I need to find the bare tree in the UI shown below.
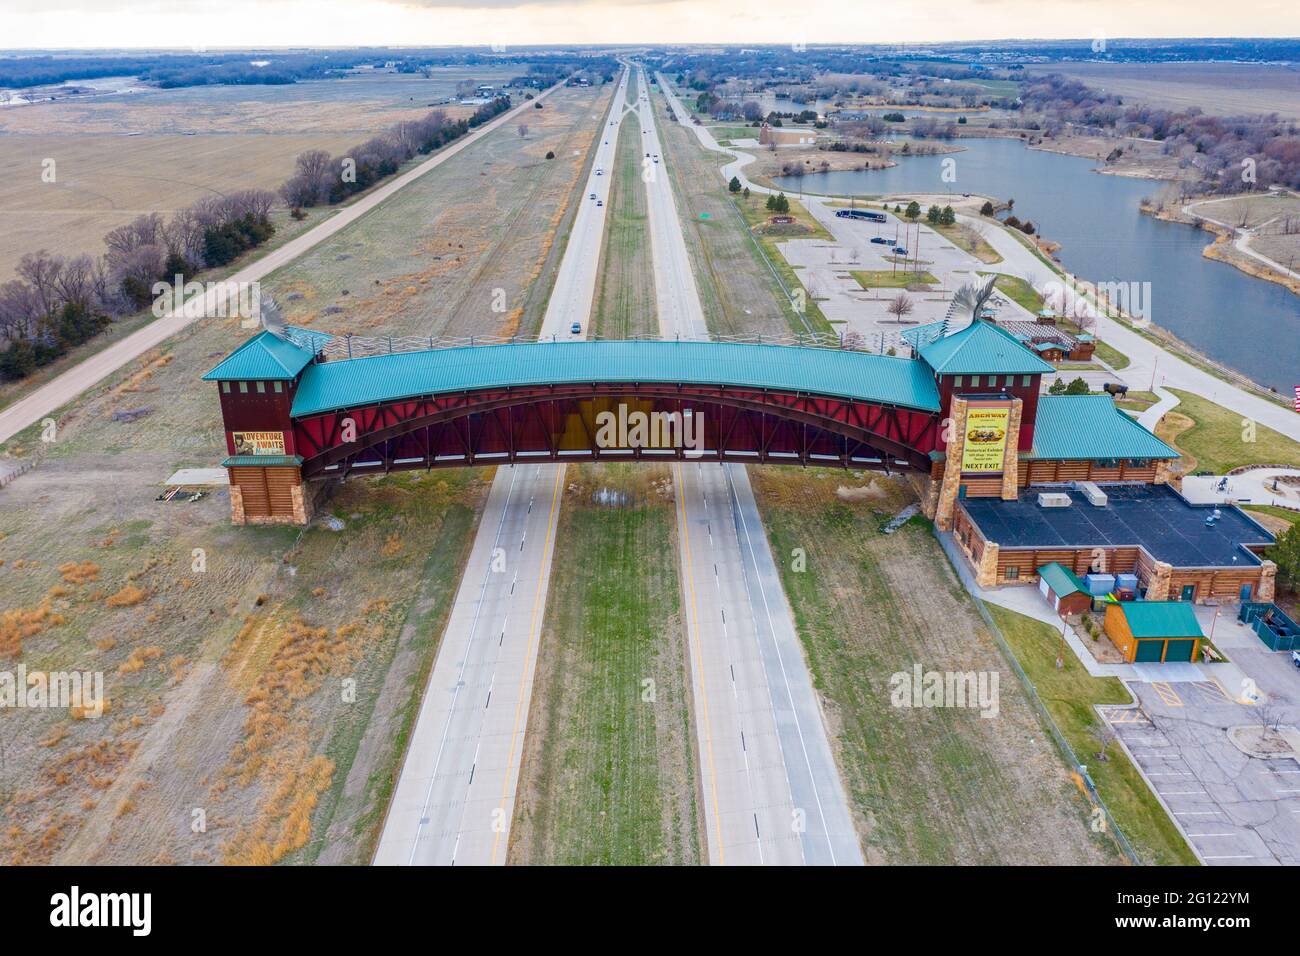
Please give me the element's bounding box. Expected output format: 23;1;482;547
16;250;64;318
886;292;914;323
1256;703;1284;743
1092;722;1118;761
103;213;164;260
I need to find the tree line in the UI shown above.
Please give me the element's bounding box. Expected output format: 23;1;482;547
279;96;512;211
0;190;277;381
1021;74;1300;192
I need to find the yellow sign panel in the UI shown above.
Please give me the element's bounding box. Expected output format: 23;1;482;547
232;431;286;456
961;406;1009;473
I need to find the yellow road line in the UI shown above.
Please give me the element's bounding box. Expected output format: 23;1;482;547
490;463;565;865
1152;681;1183;707
674;462;725;865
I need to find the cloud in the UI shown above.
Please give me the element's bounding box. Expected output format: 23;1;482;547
388;0;681;7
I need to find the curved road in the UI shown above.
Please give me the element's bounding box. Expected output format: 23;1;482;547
656;72;1300;445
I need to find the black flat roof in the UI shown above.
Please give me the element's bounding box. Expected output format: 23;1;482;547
961;483;1275;568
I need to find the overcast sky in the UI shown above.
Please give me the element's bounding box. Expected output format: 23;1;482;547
3;0;1297;50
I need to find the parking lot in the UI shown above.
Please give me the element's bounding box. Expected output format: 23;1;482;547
1102;613;1300;865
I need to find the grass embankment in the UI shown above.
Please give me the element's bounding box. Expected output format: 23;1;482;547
851;269;939;289
986;606;1199;866
708;125;755;143
930;221;1003;264
1157;388;1300;475
591;112;658;337
986;273;1044;313
509;464;700;865
750;468;1117;865
653;95;809;337
1113;390;1160;413
733;193;835;334
1244;504;1300;528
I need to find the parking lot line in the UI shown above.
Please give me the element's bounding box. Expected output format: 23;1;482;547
1152;682;1183;707
1192;680;1234;703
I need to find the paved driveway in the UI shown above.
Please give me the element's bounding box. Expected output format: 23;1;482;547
1103;615;1300;865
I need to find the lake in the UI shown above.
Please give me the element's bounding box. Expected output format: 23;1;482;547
773;137;1300;393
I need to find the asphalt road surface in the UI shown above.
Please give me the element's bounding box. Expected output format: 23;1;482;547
637;67;863;865
374;69;631;866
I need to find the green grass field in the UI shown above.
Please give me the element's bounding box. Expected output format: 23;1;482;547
986;606;1199;865
930;221;1003;264
591;112;657;337
1244;504;1300;527
508;465;700;865
984;272;1044;313
1160;388;1300;474
852;269;939;289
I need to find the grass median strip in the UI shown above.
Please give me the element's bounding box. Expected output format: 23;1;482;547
592;112;657;337
508;464;700;865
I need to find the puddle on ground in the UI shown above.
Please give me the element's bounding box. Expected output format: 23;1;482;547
591;487;629;507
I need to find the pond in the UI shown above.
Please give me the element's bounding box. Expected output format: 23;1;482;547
774;137;1300;393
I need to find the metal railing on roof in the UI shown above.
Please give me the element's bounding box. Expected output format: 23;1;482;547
283;327;916;363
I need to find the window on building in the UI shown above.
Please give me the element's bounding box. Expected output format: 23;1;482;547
238;382;248;393
255;381;265;394
1005;567;1020;580
1021;375;1032;387
1129;458;1149;468
969;376;980;387
1005;375;1015;387
1097;458;1120;469
953;376;963;388
222;382;231;394
273;381;283;393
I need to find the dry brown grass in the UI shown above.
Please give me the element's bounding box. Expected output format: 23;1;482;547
117;646;163;675
59;560;101;585
105;584;148;609
1032;62;1300;120
0;133;362;280
215;600;389;863
0;590;67;658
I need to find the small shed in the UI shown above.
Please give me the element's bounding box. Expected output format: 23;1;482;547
1104;601;1204;663
1037;562;1091;618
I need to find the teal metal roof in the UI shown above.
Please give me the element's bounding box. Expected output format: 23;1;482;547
901;320;948;352
1025;395;1178;461
203;330;320;381
222;455;304;467
919;320;1056;376
1114;601;1203;639
289;340;942;418
1037;562;1086;597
